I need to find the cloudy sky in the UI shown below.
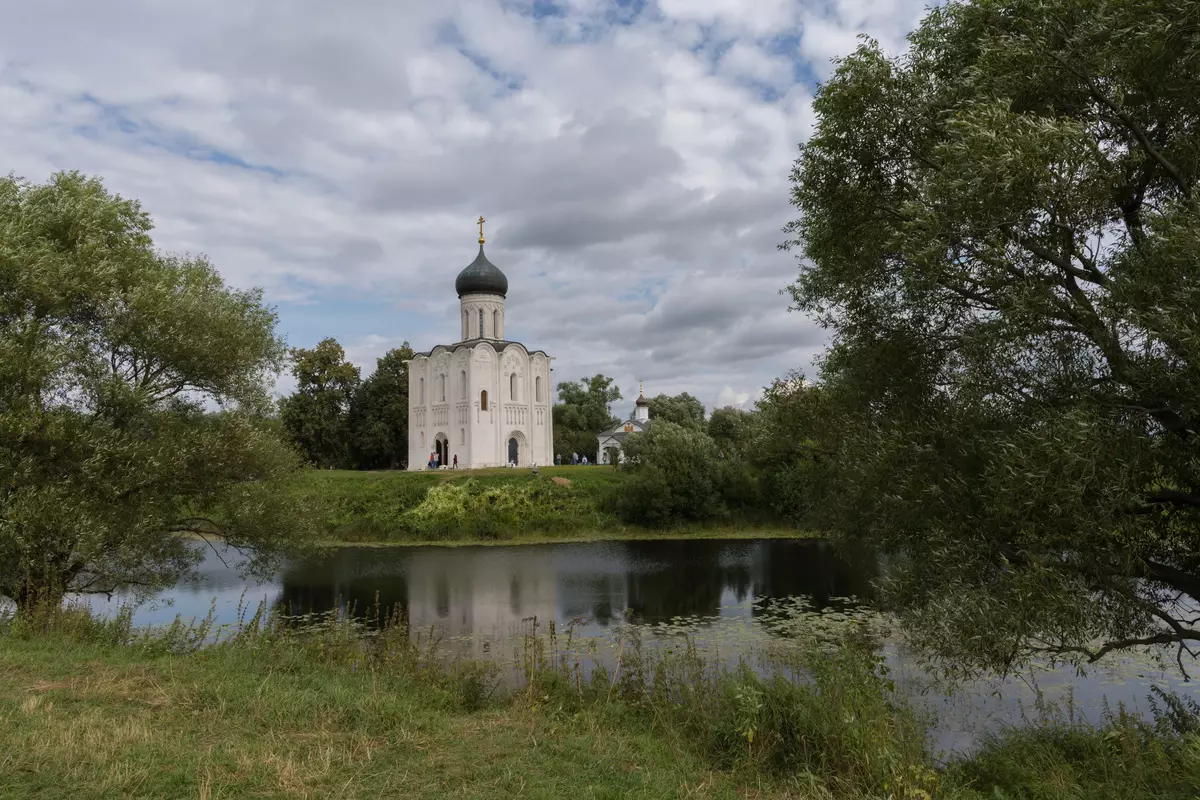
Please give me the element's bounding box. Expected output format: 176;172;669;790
1;0;926;417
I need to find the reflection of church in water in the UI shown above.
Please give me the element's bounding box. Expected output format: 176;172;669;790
275;540;877;648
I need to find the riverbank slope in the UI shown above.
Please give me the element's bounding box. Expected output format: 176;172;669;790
296;467;805;545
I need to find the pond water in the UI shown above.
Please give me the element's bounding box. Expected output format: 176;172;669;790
82;537;1195;758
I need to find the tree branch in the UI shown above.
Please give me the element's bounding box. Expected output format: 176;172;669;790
1045;50;1192;200
1143;489;1200;509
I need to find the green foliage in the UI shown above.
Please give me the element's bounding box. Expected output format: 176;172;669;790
618;421;725;525
748;374;831;523
786;0;1200;672
950;687;1200;798
403;478;613;539
552;374;621;460
347;344;414;469
279;338;360;468
646;391;706;430
0;171;312;609
708;406;753;457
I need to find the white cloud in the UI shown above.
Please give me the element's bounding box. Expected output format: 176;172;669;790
0;0;930;412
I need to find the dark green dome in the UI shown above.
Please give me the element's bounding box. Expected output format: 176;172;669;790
455;244;508;298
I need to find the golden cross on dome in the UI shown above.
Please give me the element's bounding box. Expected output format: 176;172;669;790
477;216;486;244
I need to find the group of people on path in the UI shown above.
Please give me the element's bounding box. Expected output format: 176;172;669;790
426;451;601;469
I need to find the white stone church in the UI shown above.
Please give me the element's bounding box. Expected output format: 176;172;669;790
406;220;554;469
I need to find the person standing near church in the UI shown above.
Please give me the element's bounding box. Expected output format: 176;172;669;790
453;454;458;469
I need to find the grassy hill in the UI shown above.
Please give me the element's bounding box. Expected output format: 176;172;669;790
291;466;798;545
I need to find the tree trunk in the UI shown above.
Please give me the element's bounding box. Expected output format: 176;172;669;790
8;578;67;616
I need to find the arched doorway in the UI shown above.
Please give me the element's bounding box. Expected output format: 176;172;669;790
506;430;528;467
434;433;448;468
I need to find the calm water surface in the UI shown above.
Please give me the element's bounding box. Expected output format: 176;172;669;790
83;537;1195;757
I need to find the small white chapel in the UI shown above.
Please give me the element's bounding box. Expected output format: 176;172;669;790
596;384;652;465
407;218;554;469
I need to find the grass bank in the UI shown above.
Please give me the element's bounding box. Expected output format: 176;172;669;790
2;606;1198;799
295;467;807;545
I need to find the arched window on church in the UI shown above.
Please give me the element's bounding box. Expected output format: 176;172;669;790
479;309;485;338
493;309;500;338
439;374;446;403
535;375;542;403
510;372;517;401
419;377;425;404
460;370;467;399
462;310;468;339
460;427;465;445
480;390;488;411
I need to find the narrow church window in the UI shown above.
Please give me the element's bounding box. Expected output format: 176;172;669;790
535;376;542;402
462;310;468;339
419;377;425;403
460;370;467;399
440;374;446;402
479;309;485;338
480;390;488;411
460;427;465;445
493;309;500;338
510;372;517;401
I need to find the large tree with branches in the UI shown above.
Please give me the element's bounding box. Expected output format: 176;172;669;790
786;0;1200;675
0;172;312;610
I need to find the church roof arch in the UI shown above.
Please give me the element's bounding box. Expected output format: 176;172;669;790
412;338;549;359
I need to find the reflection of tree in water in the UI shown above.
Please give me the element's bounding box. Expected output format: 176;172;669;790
750;539;879;616
557;574;622;626
275;551;410;629
622;541;750;623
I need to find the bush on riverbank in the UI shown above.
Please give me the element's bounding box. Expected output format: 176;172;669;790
3;603;1199;799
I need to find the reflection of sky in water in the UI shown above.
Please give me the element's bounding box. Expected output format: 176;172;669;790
74;538;1197;757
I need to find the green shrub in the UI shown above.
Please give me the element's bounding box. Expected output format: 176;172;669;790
617;421;726;525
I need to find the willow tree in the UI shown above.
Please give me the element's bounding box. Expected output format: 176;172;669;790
786;0;1200;674
0;172;312;609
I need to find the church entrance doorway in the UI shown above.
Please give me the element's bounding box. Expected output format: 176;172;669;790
507;437;518;466
434;434;448;468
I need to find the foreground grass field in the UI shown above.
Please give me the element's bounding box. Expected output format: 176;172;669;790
3;608;1199;800
297;466;803;545
0;638;760;799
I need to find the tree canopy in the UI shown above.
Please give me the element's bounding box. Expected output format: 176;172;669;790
0;172;311;608
347;344;414;470
645;392;706;430
786;0;1200;674
553;375;621;460
279;338;360;468
617;421;725;525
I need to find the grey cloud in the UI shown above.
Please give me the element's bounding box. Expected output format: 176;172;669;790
0;0;932;421
359;108;684;218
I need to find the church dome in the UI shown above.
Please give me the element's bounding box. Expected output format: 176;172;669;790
455;244;508;298
635;393;649;407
